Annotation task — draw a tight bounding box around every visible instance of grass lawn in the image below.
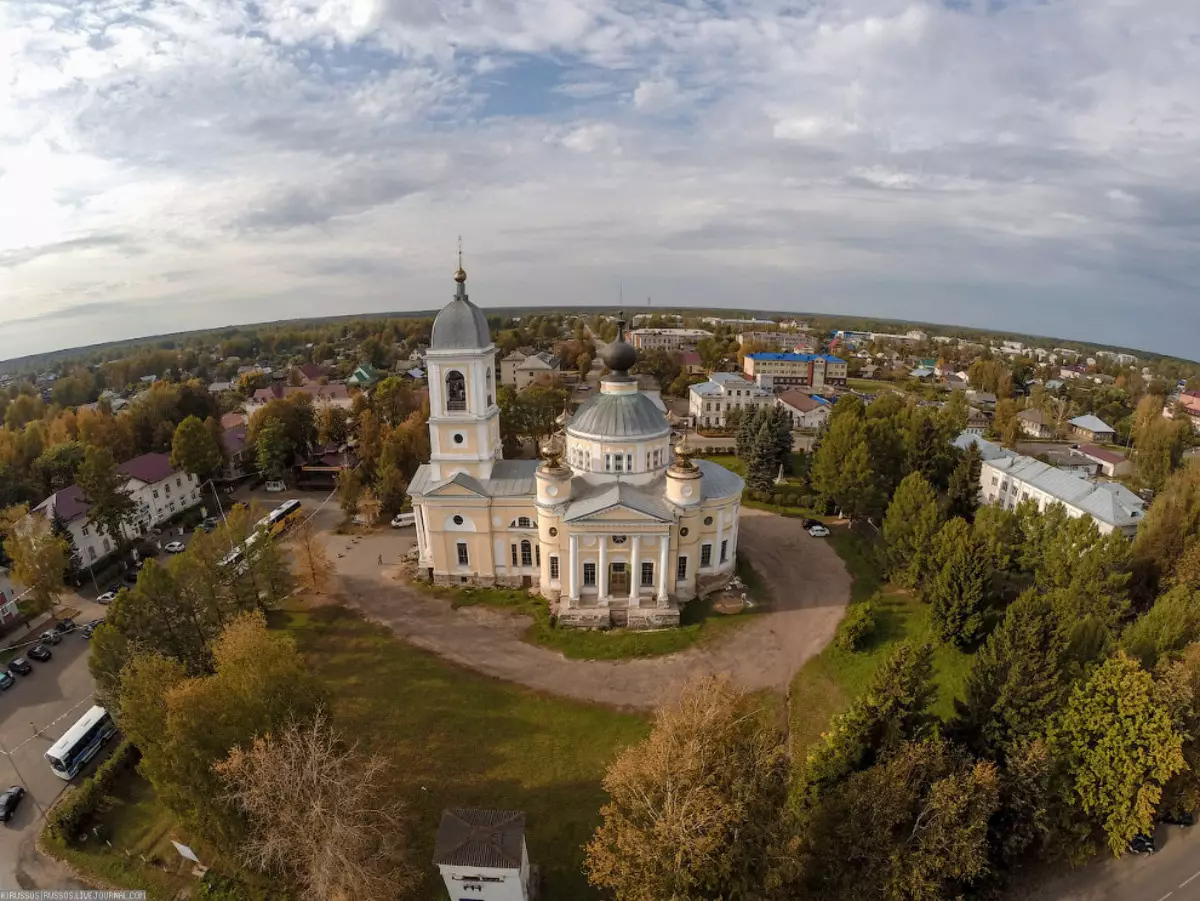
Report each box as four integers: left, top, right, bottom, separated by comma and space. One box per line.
43, 770, 277, 901
50, 603, 650, 900
285, 603, 648, 899
423, 552, 767, 660
788, 527, 972, 760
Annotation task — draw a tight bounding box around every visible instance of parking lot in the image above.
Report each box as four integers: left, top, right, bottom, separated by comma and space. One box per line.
0, 597, 106, 889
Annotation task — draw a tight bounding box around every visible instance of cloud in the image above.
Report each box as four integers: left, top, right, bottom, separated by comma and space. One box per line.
1, 0, 1200, 361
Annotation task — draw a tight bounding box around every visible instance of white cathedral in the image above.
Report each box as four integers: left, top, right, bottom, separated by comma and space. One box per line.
408, 264, 744, 628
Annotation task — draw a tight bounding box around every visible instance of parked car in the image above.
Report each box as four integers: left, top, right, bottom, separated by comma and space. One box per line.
801, 518, 820, 530
164, 541, 186, 554
1127, 834, 1156, 854
27, 645, 51, 662
82, 618, 106, 639
38, 630, 61, 646
53, 618, 75, 633
0, 786, 25, 822
96, 590, 118, 604
123, 569, 140, 584
0, 672, 14, 691
1162, 811, 1195, 827
807, 524, 831, 538
7, 658, 32, 676
196, 517, 220, 533
391, 512, 415, 528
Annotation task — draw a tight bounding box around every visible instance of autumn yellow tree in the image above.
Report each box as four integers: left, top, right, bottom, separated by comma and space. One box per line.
585, 675, 788, 900
291, 520, 335, 594
0, 505, 70, 617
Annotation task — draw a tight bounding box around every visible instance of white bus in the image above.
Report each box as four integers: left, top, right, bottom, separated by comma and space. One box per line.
46, 706, 117, 780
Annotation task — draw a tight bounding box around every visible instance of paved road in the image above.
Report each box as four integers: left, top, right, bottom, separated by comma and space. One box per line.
1018, 826, 1200, 901
0, 598, 106, 891
337, 508, 851, 709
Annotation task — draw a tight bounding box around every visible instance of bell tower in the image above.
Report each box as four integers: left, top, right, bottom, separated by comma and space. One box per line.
425, 250, 502, 480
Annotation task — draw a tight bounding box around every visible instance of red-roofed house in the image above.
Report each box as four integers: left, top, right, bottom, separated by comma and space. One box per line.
292, 363, 327, 386
776, 390, 832, 430
678, 351, 705, 375
1077, 445, 1133, 478
33, 453, 202, 568
247, 382, 353, 412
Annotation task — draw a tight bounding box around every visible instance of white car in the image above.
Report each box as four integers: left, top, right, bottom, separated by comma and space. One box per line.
391, 513, 415, 528
95, 590, 118, 605
807, 524, 831, 538
164, 541, 186, 554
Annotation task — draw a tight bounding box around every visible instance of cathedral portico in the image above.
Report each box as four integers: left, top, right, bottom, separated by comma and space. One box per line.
408, 262, 744, 629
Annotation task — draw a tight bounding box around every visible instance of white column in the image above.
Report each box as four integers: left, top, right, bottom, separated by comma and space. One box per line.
420, 505, 433, 562
598, 535, 608, 606
414, 504, 426, 557
716, 507, 725, 564
657, 534, 669, 606
568, 534, 579, 604
629, 535, 641, 607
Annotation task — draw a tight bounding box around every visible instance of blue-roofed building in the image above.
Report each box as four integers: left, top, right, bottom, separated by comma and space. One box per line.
743, 352, 848, 391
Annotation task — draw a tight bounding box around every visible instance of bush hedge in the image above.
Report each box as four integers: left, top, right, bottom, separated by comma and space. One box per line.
836, 601, 876, 652
46, 741, 141, 843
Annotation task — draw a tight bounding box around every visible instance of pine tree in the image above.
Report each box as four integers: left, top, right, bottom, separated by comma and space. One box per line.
771, 406, 794, 475
882, 472, 941, 588
745, 419, 777, 493
925, 517, 989, 649
952, 591, 1070, 758
946, 443, 982, 521
736, 406, 761, 460
810, 405, 881, 521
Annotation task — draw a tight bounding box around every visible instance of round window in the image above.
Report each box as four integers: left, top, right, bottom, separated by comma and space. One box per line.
549, 527, 558, 537
453, 515, 464, 526
680, 527, 689, 537
453, 433, 464, 444
704, 516, 713, 526
546, 485, 558, 497
682, 486, 694, 498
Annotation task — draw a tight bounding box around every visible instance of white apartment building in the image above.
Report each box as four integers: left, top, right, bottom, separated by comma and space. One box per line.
34, 453, 204, 567
737, 331, 816, 353
689, 373, 775, 427
972, 440, 1145, 536
628, 328, 712, 352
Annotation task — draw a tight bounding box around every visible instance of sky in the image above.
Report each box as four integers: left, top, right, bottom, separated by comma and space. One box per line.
2, 0, 1199, 363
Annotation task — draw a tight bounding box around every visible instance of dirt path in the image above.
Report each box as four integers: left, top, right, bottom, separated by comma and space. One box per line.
330, 509, 851, 710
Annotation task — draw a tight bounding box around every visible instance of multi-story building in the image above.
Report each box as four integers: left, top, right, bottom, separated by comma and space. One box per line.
628, 328, 712, 352
968, 437, 1145, 536
499, 351, 560, 390
688, 373, 775, 428
33, 453, 204, 567
737, 331, 816, 353
743, 353, 848, 391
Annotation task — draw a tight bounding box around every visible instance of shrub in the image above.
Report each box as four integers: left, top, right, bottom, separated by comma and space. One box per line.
836, 601, 876, 652
46, 741, 141, 843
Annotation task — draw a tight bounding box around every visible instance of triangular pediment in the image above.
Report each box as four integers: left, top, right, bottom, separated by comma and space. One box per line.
566, 502, 671, 524
426, 476, 487, 498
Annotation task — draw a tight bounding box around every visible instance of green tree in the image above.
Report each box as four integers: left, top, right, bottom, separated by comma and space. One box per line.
1122, 585, 1200, 669
31, 441, 87, 497
316, 405, 349, 447
77, 445, 137, 551
1132, 395, 1187, 492
745, 419, 778, 493
924, 517, 989, 648
953, 591, 1070, 758
810, 404, 881, 521
991, 398, 1021, 447
1133, 463, 1200, 601
882, 472, 941, 588
585, 676, 787, 901
802, 643, 936, 802
254, 417, 292, 480
795, 740, 1000, 901
945, 442, 982, 520
1048, 651, 1186, 855
171, 415, 224, 480
117, 612, 324, 849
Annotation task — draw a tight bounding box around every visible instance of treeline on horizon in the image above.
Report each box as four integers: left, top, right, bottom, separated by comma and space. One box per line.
2, 304, 1187, 375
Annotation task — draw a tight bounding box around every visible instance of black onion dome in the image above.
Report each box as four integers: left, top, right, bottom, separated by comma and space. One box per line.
600, 324, 637, 373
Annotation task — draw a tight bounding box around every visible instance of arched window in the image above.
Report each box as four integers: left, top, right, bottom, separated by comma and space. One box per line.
520, 540, 533, 567
510, 516, 533, 529
446, 370, 466, 412
486, 368, 493, 406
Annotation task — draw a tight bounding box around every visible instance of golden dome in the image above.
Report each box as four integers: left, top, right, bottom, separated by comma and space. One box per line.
454, 267, 467, 283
